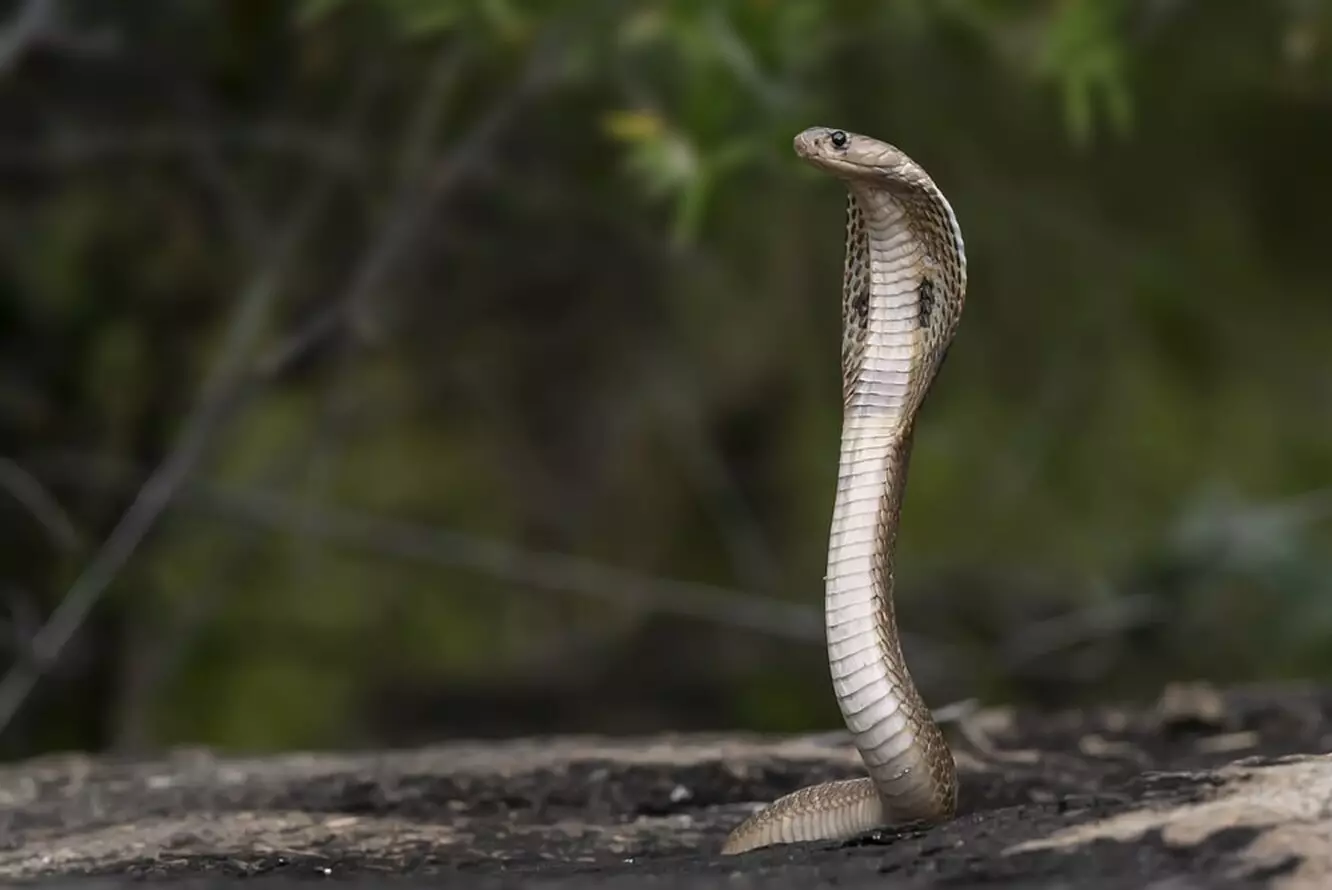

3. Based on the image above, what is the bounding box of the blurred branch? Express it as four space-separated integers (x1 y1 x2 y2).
108 61 395 752
254 32 566 379
51 455 1318 696
0 276 282 736
0 269 296 737
998 587 1160 667
45 454 829 644
290 42 467 574
0 0 116 75
0 0 53 73
0 22 569 740
105 57 391 751
0 457 83 554
0 108 355 742
217 488 826 642
173 123 285 272
394 45 465 178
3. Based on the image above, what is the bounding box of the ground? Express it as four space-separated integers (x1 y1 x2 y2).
2 682 1331 888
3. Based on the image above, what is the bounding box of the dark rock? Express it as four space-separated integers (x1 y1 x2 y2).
3 682 1331 889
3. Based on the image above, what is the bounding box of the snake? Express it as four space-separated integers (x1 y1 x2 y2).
720 127 967 854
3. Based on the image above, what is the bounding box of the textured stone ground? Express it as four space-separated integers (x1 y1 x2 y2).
3 682 1331 888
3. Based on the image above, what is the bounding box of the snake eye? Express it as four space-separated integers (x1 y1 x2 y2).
830 130 848 149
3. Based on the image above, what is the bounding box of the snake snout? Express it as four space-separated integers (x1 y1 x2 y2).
793 126 845 160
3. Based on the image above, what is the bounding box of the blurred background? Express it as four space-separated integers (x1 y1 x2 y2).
0 0 1329 760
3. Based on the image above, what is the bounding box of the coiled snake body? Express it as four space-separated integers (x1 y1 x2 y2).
721 127 967 854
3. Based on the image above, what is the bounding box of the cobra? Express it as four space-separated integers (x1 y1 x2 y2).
722 127 966 854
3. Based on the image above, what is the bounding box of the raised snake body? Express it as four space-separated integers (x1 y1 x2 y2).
720 127 967 855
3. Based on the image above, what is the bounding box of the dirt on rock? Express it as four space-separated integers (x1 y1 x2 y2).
3 681 1331 889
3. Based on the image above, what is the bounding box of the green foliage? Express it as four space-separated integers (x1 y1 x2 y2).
1 1 1330 754
1038 0 1135 143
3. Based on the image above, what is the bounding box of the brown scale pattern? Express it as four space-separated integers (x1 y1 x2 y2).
840 194 872 408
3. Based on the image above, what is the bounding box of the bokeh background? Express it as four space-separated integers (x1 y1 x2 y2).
0 1 1329 759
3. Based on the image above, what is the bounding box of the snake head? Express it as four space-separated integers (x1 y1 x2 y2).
793 127 926 190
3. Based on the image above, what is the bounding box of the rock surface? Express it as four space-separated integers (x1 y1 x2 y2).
3 682 1331 889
